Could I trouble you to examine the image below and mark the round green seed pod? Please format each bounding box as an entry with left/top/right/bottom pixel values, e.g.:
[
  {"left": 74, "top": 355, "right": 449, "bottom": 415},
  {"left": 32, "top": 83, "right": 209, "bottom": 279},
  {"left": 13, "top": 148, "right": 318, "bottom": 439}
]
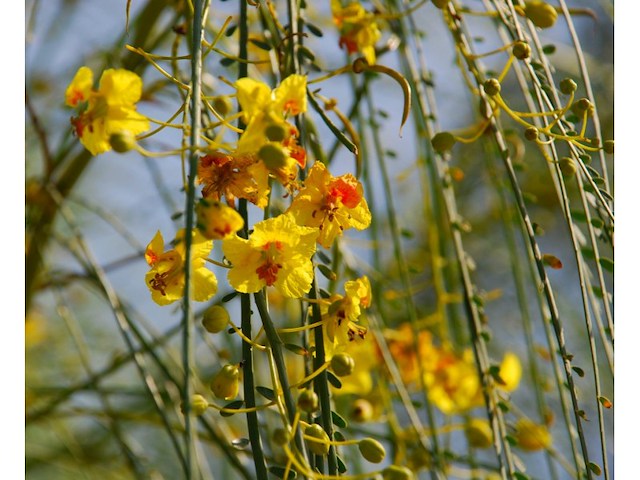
[
  {"left": 272, "top": 428, "right": 290, "bottom": 446},
  {"left": 202, "top": 305, "right": 230, "bottom": 334},
  {"left": 464, "top": 418, "right": 493, "bottom": 449},
  {"left": 331, "top": 352, "right": 355, "bottom": 377},
  {"left": 181, "top": 394, "right": 209, "bottom": 416},
  {"left": 483, "top": 78, "right": 501, "bottom": 97},
  {"left": 571, "top": 97, "right": 592, "bottom": 116},
  {"left": 512, "top": 41, "right": 531, "bottom": 60},
  {"left": 382, "top": 465, "right": 416, "bottom": 480},
  {"left": 258, "top": 143, "right": 289, "bottom": 170},
  {"left": 358, "top": 438, "right": 386, "bottom": 463},
  {"left": 213, "top": 97, "right": 233, "bottom": 117},
  {"left": 431, "top": 0, "right": 449, "bottom": 8},
  {"left": 524, "top": 127, "right": 539, "bottom": 142},
  {"left": 297, "top": 389, "right": 319, "bottom": 413},
  {"left": 431, "top": 132, "right": 456, "bottom": 153},
  {"left": 265, "top": 123, "right": 287, "bottom": 142},
  {"left": 350, "top": 398, "right": 374, "bottom": 423},
  {"left": 304, "top": 424, "right": 330, "bottom": 456},
  {"left": 603, "top": 140, "right": 614, "bottom": 155},
  {"left": 109, "top": 131, "right": 137, "bottom": 153},
  {"left": 524, "top": 1, "right": 558, "bottom": 29},
  {"left": 559, "top": 78, "right": 577, "bottom": 95},
  {"left": 559, "top": 157, "right": 577, "bottom": 178},
  {"left": 211, "top": 364, "right": 240, "bottom": 400}
]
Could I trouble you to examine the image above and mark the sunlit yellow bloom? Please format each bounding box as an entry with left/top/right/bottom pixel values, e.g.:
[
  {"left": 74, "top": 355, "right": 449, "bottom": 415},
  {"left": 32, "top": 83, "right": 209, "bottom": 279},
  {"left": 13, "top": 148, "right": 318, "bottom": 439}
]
[
  {"left": 65, "top": 66, "right": 149, "bottom": 155},
  {"left": 331, "top": 0, "right": 381, "bottom": 65},
  {"left": 497, "top": 352, "right": 522, "bottom": 392},
  {"left": 384, "top": 323, "right": 437, "bottom": 385},
  {"left": 145, "top": 229, "right": 217, "bottom": 306},
  {"left": 328, "top": 330, "right": 378, "bottom": 396},
  {"left": 288, "top": 162, "right": 371, "bottom": 248},
  {"left": 222, "top": 214, "right": 318, "bottom": 298},
  {"left": 195, "top": 199, "right": 244, "bottom": 240},
  {"left": 513, "top": 418, "right": 552, "bottom": 451},
  {"left": 324, "top": 276, "right": 372, "bottom": 344},
  {"left": 426, "top": 348, "right": 482, "bottom": 415},
  {"left": 236, "top": 74, "right": 307, "bottom": 123},
  {"left": 197, "top": 151, "right": 270, "bottom": 208}
]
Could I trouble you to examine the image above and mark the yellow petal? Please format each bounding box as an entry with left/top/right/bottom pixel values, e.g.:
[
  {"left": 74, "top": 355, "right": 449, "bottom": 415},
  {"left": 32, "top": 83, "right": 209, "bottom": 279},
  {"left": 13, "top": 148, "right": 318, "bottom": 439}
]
[
  {"left": 236, "top": 77, "right": 272, "bottom": 121},
  {"left": 273, "top": 74, "right": 308, "bottom": 116},
  {"left": 66, "top": 66, "right": 94, "bottom": 107},
  {"left": 145, "top": 230, "right": 165, "bottom": 266},
  {"left": 99, "top": 68, "right": 144, "bottom": 106}
]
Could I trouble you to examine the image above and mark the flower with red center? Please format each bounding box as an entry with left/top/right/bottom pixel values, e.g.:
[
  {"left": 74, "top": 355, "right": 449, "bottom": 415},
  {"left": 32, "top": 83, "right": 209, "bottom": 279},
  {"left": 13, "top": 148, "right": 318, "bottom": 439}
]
[
  {"left": 145, "top": 229, "right": 217, "bottom": 306},
  {"left": 323, "top": 276, "right": 372, "bottom": 345},
  {"left": 222, "top": 214, "right": 319, "bottom": 298},
  {"left": 331, "top": 0, "right": 381, "bottom": 66},
  {"left": 287, "top": 162, "right": 371, "bottom": 248},
  {"left": 197, "top": 151, "right": 270, "bottom": 208}
]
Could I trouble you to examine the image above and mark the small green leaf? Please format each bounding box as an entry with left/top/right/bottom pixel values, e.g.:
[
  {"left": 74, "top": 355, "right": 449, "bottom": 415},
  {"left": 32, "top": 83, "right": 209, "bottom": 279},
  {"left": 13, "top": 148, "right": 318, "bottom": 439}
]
[
  {"left": 334, "top": 431, "right": 346, "bottom": 442},
  {"left": 315, "top": 250, "right": 331, "bottom": 264},
  {"left": 256, "top": 386, "right": 275, "bottom": 401},
  {"left": 268, "top": 466, "right": 297, "bottom": 479},
  {"left": 319, "top": 288, "right": 332, "bottom": 299},
  {"left": 598, "top": 396, "right": 613, "bottom": 409},
  {"left": 249, "top": 38, "right": 272, "bottom": 51},
  {"left": 222, "top": 291, "right": 238, "bottom": 303},
  {"left": 284, "top": 343, "right": 308, "bottom": 356},
  {"left": 327, "top": 371, "right": 342, "bottom": 389},
  {"left": 542, "top": 44, "right": 556, "bottom": 54},
  {"left": 220, "top": 400, "right": 244, "bottom": 417},
  {"left": 581, "top": 247, "right": 595, "bottom": 260},
  {"left": 572, "top": 366, "right": 585, "bottom": 377},
  {"left": 599, "top": 257, "right": 614, "bottom": 272},
  {"left": 336, "top": 455, "right": 347, "bottom": 474},
  {"left": 588, "top": 462, "right": 602, "bottom": 476},
  {"left": 317, "top": 264, "right": 337, "bottom": 281},
  {"left": 571, "top": 210, "right": 587, "bottom": 222},
  {"left": 331, "top": 410, "right": 348, "bottom": 428},
  {"left": 599, "top": 189, "right": 614, "bottom": 202},
  {"left": 220, "top": 57, "right": 236, "bottom": 67},
  {"left": 225, "top": 24, "right": 237, "bottom": 37},
  {"left": 305, "top": 22, "right": 324, "bottom": 37},
  {"left": 514, "top": 473, "right": 530, "bottom": 480},
  {"left": 590, "top": 218, "right": 604, "bottom": 229}
]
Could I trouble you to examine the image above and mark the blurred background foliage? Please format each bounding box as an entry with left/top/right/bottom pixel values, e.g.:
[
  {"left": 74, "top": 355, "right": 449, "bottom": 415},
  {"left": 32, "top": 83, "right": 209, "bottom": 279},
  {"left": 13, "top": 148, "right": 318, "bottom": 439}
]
[{"left": 26, "top": 0, "right": 613, "bottom": 479}]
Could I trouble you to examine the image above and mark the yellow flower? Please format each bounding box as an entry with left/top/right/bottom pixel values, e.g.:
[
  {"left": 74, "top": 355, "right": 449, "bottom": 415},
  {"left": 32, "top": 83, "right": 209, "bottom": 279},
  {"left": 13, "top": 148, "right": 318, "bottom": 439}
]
[
  {"left": 145, "top": 229, "right": 217, "bottom": 306},
  {"left": 426, "top": 348, "right": 482, "bottom": 415},
  {"left": 197, "top": 151, "right": 270, "bottom": 208},
  {"left": 324, "top": 276, "right": 371, "bottom": 344},
  {"left": 332, "top": 0, "right": 381, "bottom": 65},
  {"left": 66, "top": 66, "right": 149, "bottom": 156},
  {"left": 513, "top": 418, "right": 552, "bottom": 451},
  {"left": 328, "top": 328, "right": 379, "bottom": 396},
  {"left": 222, "top": 213, "right": 318, "bottom": 298},
  {"left": 236, "top": 74, "right": 307, "bottom": 124},
  {"left": 288, "top": 162, "right": 371, "bottom": 248},
  {"left": 195, "top": 199, "right": 244, "bottom": 240}
]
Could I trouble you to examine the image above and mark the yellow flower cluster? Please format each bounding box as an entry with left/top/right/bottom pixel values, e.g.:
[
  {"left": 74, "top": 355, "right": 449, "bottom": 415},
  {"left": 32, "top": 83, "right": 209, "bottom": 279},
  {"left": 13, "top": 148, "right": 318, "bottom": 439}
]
[{"left": 331, "top": 0, "right": 382, "bottom": 65}]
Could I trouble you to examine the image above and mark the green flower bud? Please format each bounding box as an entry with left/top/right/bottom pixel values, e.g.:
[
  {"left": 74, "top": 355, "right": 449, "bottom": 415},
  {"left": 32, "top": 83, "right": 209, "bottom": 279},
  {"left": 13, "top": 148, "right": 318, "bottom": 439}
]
[
  {"left": 202, "top": 305, "right": 230, "bottom": 334},
  {"left": 431, "top": 0, "right": 449, "bottom": 8},
  {"left": 431, "top": 132, "right": 456, "bottom": 153},
  {"left": 382, "top": 465, "right": 416, "bottom": 480},
  {"left": 512, "top": 41, "right": 531, "bottom": 60},
  {"left": 258, "top": 143, "right": 289, "bottom": 171},
  {"left": 211, "top": 364, "right": 240, "bottom": 400},
  {"left": 524, "top": 127, "right": 539, "bottom": 142},
  {"left": 265, "top": 123, "right": 287, "bottom": 142},
  {"left": 523, "top": 1, "right": 558, "bottom": 29},
  {"left": 603, "top": 140, "right": 614, "bottom": 155},
  {"left": 571, "top": 97, "right": 593, "bottom": 117},
  {"left": 350, "top": 398, "right": 374, "bottom": 423},
  {"left": 331, "top": 352, "right": 355, "bottom": 377},
  {"left": 559, "top": 78, "right": 577, "bottom": 95},
  {"left": 297, "top": 389, "right": 319, "bottom": 413},
  {"left": 213, "top": 97, "right": 233, "bottom": 117},
  {"left": 559, "top": 157, "right": 577, "bottom": 178},
  {"left": 464, "top": 418, "right": 493, "bottom": 449},
  {"left": 483, "top": 78, "right": 501, "bottom": 97},
  {"left": 358, "top": 438, "right": 386, "bottom": 463},
  {"left": 272, "top": 428, "right": 290, "bottom": 446},
  {"left": 109, "top": 131, "right": 138, "bottom": 153},
  {"left": 304, "top": 424, "right": 330, "bottom": 456},
  {"left": 181, "top": 394, "right": 209, "bottom": 416}
]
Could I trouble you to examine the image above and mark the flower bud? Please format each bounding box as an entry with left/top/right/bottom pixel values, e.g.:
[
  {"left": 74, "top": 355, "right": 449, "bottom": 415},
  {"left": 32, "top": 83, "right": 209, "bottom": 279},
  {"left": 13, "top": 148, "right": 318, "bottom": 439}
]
[
  {"left": 211, "top": 364, "right": 240, "bottom": 400},
  {"left": 431, "top": 132, "right": 456, "bottom": 153},
  {"left": 352, "top": 57, "right": 369, "bottom": 73},
  {"left": 571, "top": 97, "right": 593, "bottom": 116},
  {"left": 272, "top": 428, "right": 290, "bottom": 446},
  {"left": 202, "top": 305, "right": 230, "bottom": 333},
  {"left": 213, "top": 97, "right": 233, "bottom": 117},
  {"left": 304, "top": 424, "right": 330, "bottom": 456},
  {"left": 109, "top": 131, "right": 138, "bottom": 153},
  {"left": 483, "top": 78, "right": 501, "bottom": 97},
  {"left": 603, "top": 140, "right": 614, "bottom": 155},
  {"left": 464, "top": 418, "right": 493, "bottom": 449},
  {"left": 350, "top": 398, "right": 374, "bottom": 422},
  {"left": 431, "top": 0, "right": 449, "bottom": 8},
  {"left": 512, "top": 41, "right": 531, "bottom": 60},
  {"left": 265, "top": 123, "right": 288, "bottom": 142},
  {"left": 297, "top": 389, "right": 319, "bottom": 413},
  {"left": 358, "top": 438, "right": 386, "bottom": 463},
  {"left": 559, "top": 78, "right": 577, "bottom": 95},
  {"left": 181, "top": 394, "right": 209, "bottom": 416},
  {"left": 258, "top": 143, "right": 289, "bottom": 171},
  {"left": 559, "top": 157, "right": 577, "bottom": 178},
  {"left": 524, "top": 127, "right": 539, "bottom": 142},
  {"left": 514, "top": 418, "right": 552, "bottom": 451},
  {"left": 382, "top": 465, "right": 416, "bottom": 480},
  {"left": 331, "top": 352, "right": 355, "bottom": 377},
  {"left": 523, "top": 1, "right": 558, "bottom": 29}
]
